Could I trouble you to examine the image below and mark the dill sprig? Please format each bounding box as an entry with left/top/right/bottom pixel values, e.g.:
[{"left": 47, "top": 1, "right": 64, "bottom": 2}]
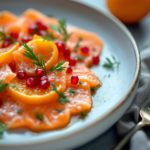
[
  {"left": 50, "top": 19, "right": 72, "bottom": 42},
  {"left": 51, "top": 83, "right": 70, "bottom": 105},
  {"left": 69, "top": 88, "right": 78, "bottom": 96},
  {"left": 35, "top": 112, "right": 44, "bottom": 122},
  {"left": 49, "top": 62, "right": 66, "bottom": 73},
  {"left": 0, "top": 81, "right": 8, "bottom": 92},
  {"left": 74, "top": 37, "right": 83, "bottom": 52},
  {"left": 21, "top": 42, "right": 46, "bottom": 73},
  {"left": 103, "top": 56, "right": 120, "bottom": 70},
  {"left": 0, "top": 30, "right": 16, "bottom": 42},
  {"left": 42, "top": 31, "right": 55, "bottom": 41},
  {"left": 0, "top": 122, "right": 6, "bottom": 137}
]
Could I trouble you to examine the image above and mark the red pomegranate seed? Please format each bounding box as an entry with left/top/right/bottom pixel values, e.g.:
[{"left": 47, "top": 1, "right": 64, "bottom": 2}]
[
  {"left": 40, "top": 80, "right": 50, "bottom": 89},
  {"left": 66, "top": 66, "right": 72, "bottom": 73},
  {"left": 35, "top": 21, "right": 47, "bottom": 30},
  {"left": 93, "top": 56, "right": 100, "bottom": 65},
  {"left": 63, "top": 47, "right": 71, "bottom": 59},
  {"left": 37, "top": 30, "right": 46, "bottom": 36},
  {"left": 36, "top": 68, "right": 45, "bottom": 77},
  {"left": 21, "top": 36, "right": 33, "bottom": 43},
  {"left": 28, "top": 24, "right": 38, "bottom": 34},
  {"left": 17, "top": 70, "right": 26, "bottom": 79},
  {"left": 1, "top": 41, "right": 11, "bottom": 48},
  {"left": 71, "top": 75, "right": 79, "bottom": 85},
  {"left": 55, "top": 41, "right": 66, "bottom": 52},
  {"left": 40, "top": 76, "right": 48, "bottom": 81},
  {"left": 81, "top": 46, "right": 89, "bottom": 54},
  {"left": 26, "top": 77, "right": 36, "bottom": 87},
  {"left": 10, "top": 32, "right": 19, "bottom": 39},
  {"left": 9, "top": 61, "right": 16, "bottom": 72},
  {"left": 69, "top": 58, "right": 76, "bottom": 66}
]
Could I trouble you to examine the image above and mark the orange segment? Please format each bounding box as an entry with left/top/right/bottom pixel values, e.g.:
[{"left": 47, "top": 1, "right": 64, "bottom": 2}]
[
  {"left": 13, "top": 37, "right": 58, "bottom": 74},
  {"left": 0, "top": 64, "right": 16, "bottom": 83},
  {"left": 0, "top": 43, "right": 19, "bottom": 64},
  {"left": 67, "top": 27, "right": 103, "bottom": 67}
]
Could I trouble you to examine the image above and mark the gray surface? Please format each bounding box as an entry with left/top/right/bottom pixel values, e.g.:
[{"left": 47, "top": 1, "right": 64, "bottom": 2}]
[{"left": 75, "top": 1, "right": 150, "bottom": 150}]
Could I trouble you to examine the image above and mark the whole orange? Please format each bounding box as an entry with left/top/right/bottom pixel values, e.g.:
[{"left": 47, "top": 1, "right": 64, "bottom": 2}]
[{"left": 106, "top": 0, "right": 150, "bottom": 24}]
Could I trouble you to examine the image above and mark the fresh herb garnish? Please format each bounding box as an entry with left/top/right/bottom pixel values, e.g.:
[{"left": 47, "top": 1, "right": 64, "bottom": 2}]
[
  {"left": 0, "top": 81, "right": 8, "bottom": 92},
  {"left": 0, "top": 122, "right": 6, "bottom": 137},
  {"left": 103, "top": 56, "right": 120, "bottom": 70},
  {"left": 42, "top": 31, "right": 55, "bottom": 41},
  {"left": 80, "top": 111, "right": 88, "bottom": 119},
  {"left": 0, "top": 30, "right": 16, "bottom": 42},
  {"left": 51, "top": 83, "right": 70, "bottom": 105},
  {"left": 56, "top": 109, "right": 63, "bottom": 113},
  {"left": 69, "top": 88, "right": 78, "bottom": 96},
  {"left": 50, "top": 19, "right": 72, "bottom": 42},
  {"left": 74, "top": 55, "right": 84, "bottom": 61},
  {"left": 78, "top": 81, "right": 83, "bottom": 86},
  {"left": 49, "top": 62, "right": 66, "bottom": 73},
  {"left": 74, "top": 37, "right": 83, "bottom": 52},
  {"left": 91, "top": 87, "right": 96, "bottom": 93},
  {"left": 22, "top": 42, "right": 46, "bottom": 73},
  {"left": 35, "top": 112, "right": 44, "bottom": 122},
  {"left": 17, "top": 109, "right": 23, "bottom": 114}
]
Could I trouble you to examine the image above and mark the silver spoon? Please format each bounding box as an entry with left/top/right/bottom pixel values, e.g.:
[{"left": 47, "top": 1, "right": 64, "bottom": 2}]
[{"left": 112, "top": 98, "right": 150, "bottom": 150}]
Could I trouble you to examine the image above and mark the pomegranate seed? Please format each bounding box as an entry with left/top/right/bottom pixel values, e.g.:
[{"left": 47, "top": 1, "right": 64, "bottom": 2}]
[
  {"left": 71, "top": 75, "right": 79, "bottom": 85},
  {"left": 36, "top": 68, "right": 45, "bottom": 77},
  {"left": 37, "top": 30, "right": 46, "bottom": 36},
  {"left": 26, "top": 77, "right": 36, "bottom": 87},
  {"left": 9, "top": 61, "right": 16, "bottom": 72},
  {"left": 35, "top": 21, "right": 47, "bottom": 30},
  {"left": 1, "top": 41, "right": 11, "bottom": 48},
  {"left": 17, "top": 70, "right": 26, "bottom": 79},
  {"left": 66, "top": 66, "right": 72, "bottom": 73},
  {"left": 28, "top": 24, "right": 38, "bottom": 34},
  {"left": 55, "top": 41, "right": 66, "bottom": 52},
  {"left": 21, "top": 36, "right": 32, "bottom": 43},
  {"left": 10, "top": 32, "right": 19, "bottom": 39},
  {"left": 81, "top": 46, "right": 89, "bottom": 54},
  {"left": 0, "top": 99, "right": 3, "bottom": 106},
  {"left": 69, "top": 58, "right": 76, "bottom": 66},
  {"left": 63, "top": 47, "right": 71, "bottom": 59},
  {"left": 93, "top": 56, "right": 100, "bottom": 65},
  {"left": 40, "top": 76, "right": 48, "bottom": 81},
  {"left": 40, "top": 80, "right": 50, "bottom": 89}
]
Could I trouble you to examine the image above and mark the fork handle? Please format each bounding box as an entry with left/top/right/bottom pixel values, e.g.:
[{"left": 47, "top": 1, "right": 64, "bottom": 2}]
[{"left": 112, "top": 121, "right": 144, "bottom": 150}]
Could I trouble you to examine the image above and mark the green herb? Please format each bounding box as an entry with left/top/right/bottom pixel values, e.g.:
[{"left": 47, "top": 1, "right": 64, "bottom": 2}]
[
  {"left": 0, "top": 30, "right": 16, "bottom": 42},
  {"left": 17, "top": 109, "right": 23, "bottom": 114},
  {"left": 80, "top": 111, "right": 88, "bottom": 119},
  {"left": 22, "top": 42, "right": 46, "bottom": 73},
  {"left": 91, "top": 87, "right": 96, "bottom": 93},
  {"left": 0, "top": 122, "right": 6, "bottom": 137},
  {"left": 51, "top": 83, "right": 70, "bottom": 105},
  {"left": 103, "top": 56, "right": 120, "bottom": 70},
  {"left": 56, "top": 109, "right": 63, "bottom": 113},
  {"left": 78, "top": 81, "right": 83, "bottom": 86},
  {"left": 74, "top": 37, "right": 83, "bottom": 52},
  {"left": 42, "top": 31, "right": 55, "bottom": 41},
  {"left": 74, "top": 55, "right": 84, "bottom": 61},
  {"left": 50, "top": 19, "right": 72, "bottom": 42},
  {"left": 8, "top": 83, "right": 18, "bottom": 90},
  {"left": 69, "top": 88, "right": 77, "bottom": 96},
  {"left": 35, "top": 112, "right": 44, "bottom": 122},
  {"left": 49, "top": 62, "right": 66, "bottom": 73},
  {"left": 0, "top": 81, "right": 8, "bottom": 92}
]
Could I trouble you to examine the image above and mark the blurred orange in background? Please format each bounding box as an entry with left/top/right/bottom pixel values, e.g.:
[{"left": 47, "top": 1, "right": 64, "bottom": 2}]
[{"left": 106, "top": 0, "right": 150, "bottom": 24}]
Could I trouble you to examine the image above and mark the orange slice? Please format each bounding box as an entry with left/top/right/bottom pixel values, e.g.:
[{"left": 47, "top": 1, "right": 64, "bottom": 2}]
[
  {"left": 13, "top": 37, "right": 58, "bottom": 74},
  {"left": 0, "top": 42, "right": 19, "bottom": 64},
  {"left": 8, "top": 63, "right": 68, "bottom": 104}
]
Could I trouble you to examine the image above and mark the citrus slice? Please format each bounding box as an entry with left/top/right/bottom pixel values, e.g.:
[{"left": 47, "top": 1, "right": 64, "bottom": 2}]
[
  {"left": 13, "top": 37, "right": 58, "bottom": 74},
  {"left": 0, "top": 42, "right": 19, "bottom": 64},
  {"left": 8, "top": 62, "right": 68, "bottom": 104},
  {"left": 0, "top": 64, "right": 16, "bottom": 83}
]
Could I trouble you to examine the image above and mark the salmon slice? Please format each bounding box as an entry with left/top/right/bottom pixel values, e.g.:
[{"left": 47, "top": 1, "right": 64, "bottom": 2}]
[
  {"left": 67, "top": 27, "right": 103, "bottom": 67},
  {"left": 0, "top": 92, "right": 70, "bottom": 131}
]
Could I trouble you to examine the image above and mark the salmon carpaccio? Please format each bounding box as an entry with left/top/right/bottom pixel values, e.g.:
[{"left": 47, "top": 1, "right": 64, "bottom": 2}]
[{"left": 0, "top": 9, "right": 103, "bottom": 132}]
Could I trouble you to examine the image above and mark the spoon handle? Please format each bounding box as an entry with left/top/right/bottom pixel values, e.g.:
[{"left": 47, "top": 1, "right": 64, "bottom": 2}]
[{"left": 112, "top": 121, "right": 144, "bottom": 150}]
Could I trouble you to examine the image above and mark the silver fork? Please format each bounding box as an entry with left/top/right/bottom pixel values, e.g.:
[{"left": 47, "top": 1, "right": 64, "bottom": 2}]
[{"left": 112, "top": 99, "right": 150, "bottom": 150}]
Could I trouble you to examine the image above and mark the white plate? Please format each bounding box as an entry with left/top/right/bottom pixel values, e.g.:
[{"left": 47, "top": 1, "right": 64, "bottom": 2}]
[{"left": 0, "top": 0, "right": 140, "bottom": 150}]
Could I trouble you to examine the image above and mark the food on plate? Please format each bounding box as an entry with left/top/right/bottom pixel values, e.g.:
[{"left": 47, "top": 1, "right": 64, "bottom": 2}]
[{"left": 0, "top": 9, "right": 103, "bottom": 132}]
